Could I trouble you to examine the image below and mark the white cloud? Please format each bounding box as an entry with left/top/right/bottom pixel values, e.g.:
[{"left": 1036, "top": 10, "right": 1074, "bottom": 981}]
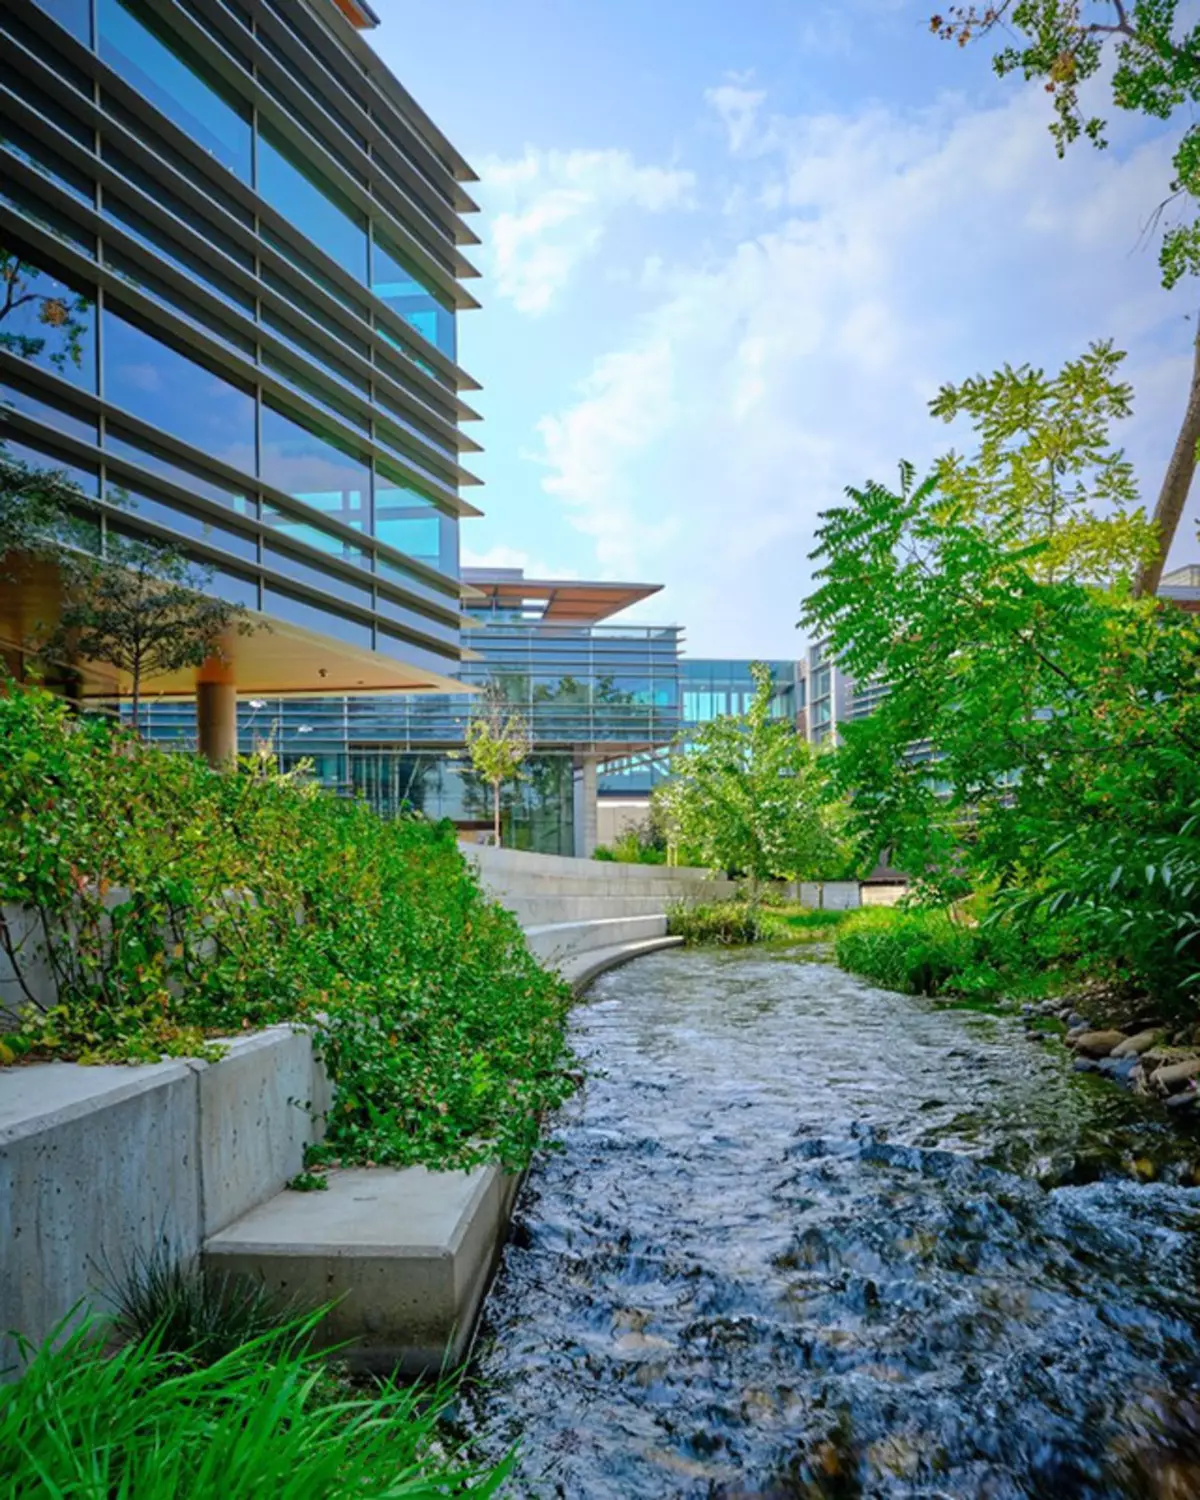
[
  {"left": 478, "top": 148, "right": 695, "bottom": 314},
  {"left": 460, "top": 542, "right": 577, "bottom": 581},
  {"left": 531, "top": 83, "right": 1192, "bottom": 654}
]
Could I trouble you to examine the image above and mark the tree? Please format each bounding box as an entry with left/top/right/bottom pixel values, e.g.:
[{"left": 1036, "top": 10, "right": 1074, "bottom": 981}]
[
  {"left": 39, "top": 537, "right": 259, "bottom": 734},
  {"left": 0, "top": 249, "right": 91, "bottom": 371},
  {"left": 0, "top": 450, "right": 98, "bottom": 574},
  {"left": 652, "top": 663, "right": 848, "bottom": 894},
  {"left": 464, "top": 682, "right": 532, "bottom": 847},
  {"left": 929, "top": 1, "right": 1200, "bottom": 594}
]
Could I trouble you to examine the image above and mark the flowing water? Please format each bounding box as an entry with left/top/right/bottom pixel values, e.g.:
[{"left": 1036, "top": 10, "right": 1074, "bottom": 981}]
[{"left": 464, "top": 946, "right": 1200, "bottom": 1499}]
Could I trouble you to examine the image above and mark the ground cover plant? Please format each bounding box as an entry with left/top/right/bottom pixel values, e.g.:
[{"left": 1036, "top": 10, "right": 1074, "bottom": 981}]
[
  {"left": 0, "top": 682, "right": 575, "bottom": 1170},
  {"left": 0, "top": 1314, "right": 510, "bottom": 1498},
  {"left": 667, "top": 899, "right": 763, "bottom": 946}
]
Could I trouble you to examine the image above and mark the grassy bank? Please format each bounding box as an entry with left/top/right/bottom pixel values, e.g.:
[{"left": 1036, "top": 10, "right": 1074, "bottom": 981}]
[
  {"left": 667, "top": 899, "right": 851, "bottom": 947},
  {"left": 0, "top": 683, "right": 575, "bottom": 1171},
  {"left": 0, "top": 1314, "right": 508, "bottom": 1497}
]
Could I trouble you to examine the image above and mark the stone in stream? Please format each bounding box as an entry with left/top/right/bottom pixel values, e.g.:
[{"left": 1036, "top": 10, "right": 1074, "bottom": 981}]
[
  {"left": 1165, "top": 1089, "right": 1198, "bottom": 1113},
  {"left": 1069, "top": 1029, "right": 1128, "bottom": 1058},
  {"left": 1111, "top": 1030, "right": 1159, "bottom": 1059},
  {"left": 1073, "top": 1057, "right": 1101, "bottom": 1074},
  {"left": 1151, "top": 1057, "right": 1200, "bottom": 1095}
]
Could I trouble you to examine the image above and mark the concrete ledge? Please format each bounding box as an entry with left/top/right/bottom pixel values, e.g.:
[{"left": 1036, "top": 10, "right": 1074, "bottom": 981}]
[
  {"left": 524, "top": 913, "right": 667, "bottom": 965},
  {"left": 204, "top": 1165, "right": 519, "bottom": 1376},
  {"left": 559, "top": 935, "right": 683, "bottom": 995}
]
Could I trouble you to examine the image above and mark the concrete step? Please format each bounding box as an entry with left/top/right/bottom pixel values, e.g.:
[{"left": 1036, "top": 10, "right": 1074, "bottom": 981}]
[
  {"left": 523, "top": 914, "right": 667, "bottom": 964},
  {"left": 500, "top": 894, "right": 675, "bottom": 926},
  {"left": 204, "top": 1164, "right": 518, "bottom": 1376}
]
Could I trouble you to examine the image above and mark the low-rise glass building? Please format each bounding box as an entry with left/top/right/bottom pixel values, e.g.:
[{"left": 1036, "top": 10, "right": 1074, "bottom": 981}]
[{"left": 1, "top": 0, "right": 481, "bottom": 745}]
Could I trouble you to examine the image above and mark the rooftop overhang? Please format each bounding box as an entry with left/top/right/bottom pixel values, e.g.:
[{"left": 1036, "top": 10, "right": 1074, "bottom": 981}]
[
  {"left": 328, "top": 0, "right": 380, "bottom": 29},
  {"left": 461, "top": 568, "right": 663, "bottom": 624},
  {"left": 1, "top": 557, "right": 468, "bottom": 700}
]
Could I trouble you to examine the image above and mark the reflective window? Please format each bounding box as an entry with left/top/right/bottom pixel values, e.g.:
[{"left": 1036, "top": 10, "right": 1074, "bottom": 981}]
[
  {"left": 105, "top": 194, "right": 256, "bottom": 316},
  {"left": 104, "top": 246, "right": 256, "bottom": 357},
  {"left": 5, "top": 434, "right": 98, "bottom": 496},
  {"left": 261, "top": 266, "right": 368, "bottom": 357},
  {"left": 0, "top": 64, "right": 94, "bottom": 150},
  {"left": 264, "top": 584, "right": 371, "bottom": 648},
  {"left": 204, "top": 561, "right": 259, "bottom": 610},
  {"left": 259, "top": 398, "right": 369, "bottom": 529},
  {"left": 32, "top": 0, "right": 91, "bottom": 44},
  {"left": 1, "top": 179, "right": 95, "bottom": 254},
  {"left": 261, "top": 499, "right": 369, "bottom": 567},
  {"left": 264, "top": 543, "right": 372, "bottom": 607},
  {"left": 376, "top": 394, "right": 457, "bottom": 461},
  {"left": 98, "top": 0, "right": 252, "bottom": 181},
  {"left": 373, "top": 461, "right": 446, "bottom": 567},
  {"left": 101, "top": 94, "right": 254, "bottom": 225},
  {"left": 263, "top": 307, "right": 368, "bottom": 394},
  {"left": 0, "top": 375, "right": 96, "bottom": 444},
  {"left": 257, "top": 123, "right": 368, "bottom": 281},
  {"left": 105, "top": 480, "right": 258, "bottom": 562},
  {"left": 2, "top": 13, "right": 92, "bottom": 94},
  {"left": 371, "top": 230, "right": 455, "bottom": 358},
  {"left": 261, "top": 226, "right": 366, "bottom": 319},
  {"left": 102, "top": 143, "right": 255, "bottom": 266},
  {"left": 0, "top": 258, "right": 95, "bottom": 390},
  {"left": 103, "top": 306, "right": 256, "bottom": 472},
  {"left": 0, "top": 120, "right": 94, "bottom": 206},
  {"left": 104, "top": 424, "right": 253, "bottom": 514},
  {"left": 263, "top": 350, "right": 366, "bottom": 432}
]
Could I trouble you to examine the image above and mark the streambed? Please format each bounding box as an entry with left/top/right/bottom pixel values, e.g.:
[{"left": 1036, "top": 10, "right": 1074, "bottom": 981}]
[{"left": 465, "top": 946, "right": 1200, "bottom": 1497}]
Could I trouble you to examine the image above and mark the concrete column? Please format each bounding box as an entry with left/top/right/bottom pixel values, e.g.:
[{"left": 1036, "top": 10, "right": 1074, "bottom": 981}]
[
  {"left": 572, "top": 754, "right": 600, "bottom": 859},
  {"left": 196, "top": 659, "right": 237, "bottom": 768}
]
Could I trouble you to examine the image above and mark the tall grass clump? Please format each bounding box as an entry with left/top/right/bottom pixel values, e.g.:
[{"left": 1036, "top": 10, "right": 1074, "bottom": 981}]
[
  {"left": 0, "top": 1316, "right": 510, "bottom": 1498},
  {"left": 0, "top": 683, "right": 574, "bottom": 1170},
  {"left": 667, "top": 899, "right": 762, "bottom": 946},
  {"left": 834, "top": 906, "right": 1049, "bottom": 999}
]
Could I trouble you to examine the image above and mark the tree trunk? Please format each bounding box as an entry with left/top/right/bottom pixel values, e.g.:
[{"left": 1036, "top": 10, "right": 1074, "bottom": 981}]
[
  {"left": 493, "top": 780, "right": 501, "bottom": 847},
  {"left": 1134, "top": 321, "right": 1200, "bottom": 599},
  {"left": 130, "top": 673, "right": 140, "bottom": 737}
]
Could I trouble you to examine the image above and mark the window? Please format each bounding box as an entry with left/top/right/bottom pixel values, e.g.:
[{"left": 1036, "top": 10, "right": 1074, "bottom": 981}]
[
  {"left": 98, "top": 0, "right": 252, "bottom": 181},
  {"left": 104, "top": 193, "right": 256, "bottom": 316},
  {"left": 261, "top": 266, "right": 368, "bottom": 357},
  {"left": 5, "top": 434, "right": 98, "bottom": 496},
  {"left": 32, "top": 0, "right": 90, "bottom": 44},
  {"left": 103, "top": 246, "right": 256, "bottom": 357},
  {"left": 0, "top": 257, "right": 95, "bottom": 391},
  {"left": 106, "top": 480, "right": 258, "bottom": 562},
  {"left": 0, "top": 375, "right": 96, "bottom": 444},
  {"left": 261, "top": 500, "right": 369, "bottom": 567},
  {"left": 373, "top": 461, "right": 447, "bottom": 568},
  {"left": 0, "top": 120, "right": 94, "bottom": 207},
  {"left": 104, "top": 424, "right": 253, "bottom": 514},
  {"left": 263, "top": 542, "right": 372, "bottom": 607},
  {"left": 371, "top": 230, "right": 455, "bottom": 358},
  {"left": 103, "top": 306, "right": 256, "bottom": 472},
  {"left": 260, "top": 226, "right": 365, "bottom": 319},
  {"left": 262, "top": 349, "right": 367, "bottom": 431},
  {"left": 1, "top": 179, "right": 95, "bottom": 254},
  {"left": 102, "top": 144, "right": 255, "bottom": 267},
  {"left": 259, "top": 398, "right": 369, "bottom": 528},
  {"left": 257, "top": 122, "right": 368, "bottom": 281},
  {"left": 264, "top": 584, "right": 371, "bottom": 648}
]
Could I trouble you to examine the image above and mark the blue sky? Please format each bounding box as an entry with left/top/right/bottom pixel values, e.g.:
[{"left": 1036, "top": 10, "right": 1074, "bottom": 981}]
[{"left": 371, "top": 0, "right": 1196, "bottom": 656}]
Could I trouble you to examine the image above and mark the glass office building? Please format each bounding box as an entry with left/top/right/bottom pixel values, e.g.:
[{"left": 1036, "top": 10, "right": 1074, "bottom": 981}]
[
  {"left": 139, "top": 569, "right": 684, "bottom": 854},
  {"left": 0, "top": 0, "right": 481, "bottom": 718}
]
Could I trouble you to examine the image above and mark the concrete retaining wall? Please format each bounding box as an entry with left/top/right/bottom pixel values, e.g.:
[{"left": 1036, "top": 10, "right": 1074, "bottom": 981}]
[
  {"left": 0, "top": 1026, "right": 323, "bottom": 1378},
  {"left": 797, "top": 880, "right": 862, "bottom": 911}
]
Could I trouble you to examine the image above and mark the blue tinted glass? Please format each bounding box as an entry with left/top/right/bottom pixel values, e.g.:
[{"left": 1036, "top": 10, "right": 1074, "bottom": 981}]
[
  {"left": 105, "top": 195, "right": 256, "bottom": 315},
  {"left": 264, "top": 543, "right": 372, "bottom": 607},
  {"left": 260, "top": 399, "right": 369, "bottom": 528},
  {"left": 263, "top": 585, "right": 371, "bottom": 648},
  {"left": 0, "top": 260, "right": 95, "bottom": 390},
  {"left": 0, "top": 121, "right": 94, "bottom": 205},
  {"left": 33, "top": 0, "right": 91, "bottom": 43},
  {"left": 373, "top": 462, "right": 446, "bottom": 565},
  {"left": 106, "top": 482, "right": 258, "bottom": 562},
  {"left": 371, "top": 231, "right": 455, "bottom": 358},
  {"left": 0, "top": 376, "right": 96, "bottom": 444},
  {"left": 5, "top": 435, "right": 98, "bottom": 495},
  {"left": 98, "top": 0, "right": 252, "bottom": 180},
  {"left": 104, "top": 248, "right": 255, "bottom": 357},
  {"left": 257, "top": 125, "right": 367, "bottom": 280},
  {"left": 105, "top": 425, "right": 253, "bottom": 514},
  {"left": 262, "top": 500, "right": 369, "bottom": 567},
  {"left": 103, "top": 307, "right": 256, "bottom": 471}
]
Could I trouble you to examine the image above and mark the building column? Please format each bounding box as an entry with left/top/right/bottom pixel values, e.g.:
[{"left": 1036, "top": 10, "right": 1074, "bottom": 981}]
[
  {"left": 196, "top": 658, "right": 237, "bottom": 768},
  {"left": 572, "top": 754, "right": 600, "bottom": 859}
]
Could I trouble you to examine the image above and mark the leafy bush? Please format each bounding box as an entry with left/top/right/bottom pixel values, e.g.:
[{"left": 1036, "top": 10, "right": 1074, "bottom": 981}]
[
  {"left": 667, "top": 900, "right": 762, "bottom": 946},
  {"left": 834, "top": 906, "right": 1052, "bottom": 999},
  {"left": 0, "top": 684, "right": 574, "bottom": 1170},
  {"left": 0, "top": 1315, "right": 510, "bottom": 1498},
  {"left": 592, "top": 826, "right": 667, "bottom": 864}
]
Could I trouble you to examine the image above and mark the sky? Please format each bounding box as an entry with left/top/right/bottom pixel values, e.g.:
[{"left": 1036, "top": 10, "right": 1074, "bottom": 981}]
[{"left": 370, "top": 0, "right": 1198, "bottom": 657}]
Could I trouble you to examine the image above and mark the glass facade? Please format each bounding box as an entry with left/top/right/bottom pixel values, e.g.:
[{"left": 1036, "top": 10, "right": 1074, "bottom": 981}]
[{"left": 1, "top": 0, "right": 479, "bottom": 676}]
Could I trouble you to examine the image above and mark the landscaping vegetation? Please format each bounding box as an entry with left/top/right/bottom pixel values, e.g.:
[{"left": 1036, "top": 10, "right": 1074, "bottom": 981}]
[
  {"left": 0, "top": 1312, "right": 509, "bottom": 1497},
  {"left": 0, "top": 682, "right": 575, "bottom": 1170}
]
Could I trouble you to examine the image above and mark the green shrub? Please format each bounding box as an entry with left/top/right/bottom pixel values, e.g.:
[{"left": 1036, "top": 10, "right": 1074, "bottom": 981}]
[
  {"left": 0, "top": 1315, "right": 510, "bottom": 1498},
  {"left": 667, "top": 899, "right": 762, "bottom": 946},
  {"left": 834, "top": 905, "right": 1051, "bottom": 998},
  {"left": 0, "top": 683, "right": 575, "bottom": 1170},
  {"left": 592, "top": 827, "right": 667, "bottom": 864}
]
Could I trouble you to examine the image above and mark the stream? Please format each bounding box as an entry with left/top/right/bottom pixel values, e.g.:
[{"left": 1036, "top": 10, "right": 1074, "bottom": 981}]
[{"left": 463, "top": 946, "right": 1200, "bottom": 1498}]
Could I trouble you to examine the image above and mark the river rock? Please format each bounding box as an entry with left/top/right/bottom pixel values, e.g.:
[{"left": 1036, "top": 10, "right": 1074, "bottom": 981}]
[
  {"left": 1152, "top": 1058, "right": 1200, "bottom": 1095},
  {"left": 1069, "top": 1029, "right": 1128, "bottom": 1058},
  {"left": 1098, "top": 1056, "right": 1140, "bottom": 1085},
  {"left": 1165, "top": 1089, "right": 1198, "bottom": 1113},
  {"left": 1073, "top": 1058, "right": 1100, "bottom": 1074},
  {"left": 1111, "top": 1030, "right": 1159, "bottom": 1059}
]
